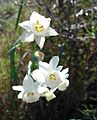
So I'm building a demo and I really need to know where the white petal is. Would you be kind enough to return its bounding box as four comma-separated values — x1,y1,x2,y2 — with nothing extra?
64,74,69,79
46,27,58,36
39,61,49,70
30,11,42,24
38,85,48,94
21,31,34,42
50,87,57,93
35,36,45,49
56,66,63,71
39,61,49,75
49,56,59,70
32,69,45,83
18,91,24,99
65,79,69,87
58,80,69,91
32,82,40,91
23,74,34,92
41,18,51,30
19,21,31,32
45,91,56,101
62,68,69,75
30,11,51,28
12,85,23,91
43,18,51,29
60,68,69,80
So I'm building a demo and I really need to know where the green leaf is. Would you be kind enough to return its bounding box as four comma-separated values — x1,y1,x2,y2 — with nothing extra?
10,0,25,85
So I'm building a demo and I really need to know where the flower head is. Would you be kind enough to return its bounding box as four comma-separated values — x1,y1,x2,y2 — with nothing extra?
12,74,40,103
33,56,69,90
19,11,58,49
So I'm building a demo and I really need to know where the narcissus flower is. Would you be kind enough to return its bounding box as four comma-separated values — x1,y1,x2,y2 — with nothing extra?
12,74,40,103
33,56,69,90
19,11,58,49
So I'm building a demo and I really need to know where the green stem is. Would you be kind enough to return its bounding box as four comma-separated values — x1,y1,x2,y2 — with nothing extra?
31,42,37,71
32,42,36,56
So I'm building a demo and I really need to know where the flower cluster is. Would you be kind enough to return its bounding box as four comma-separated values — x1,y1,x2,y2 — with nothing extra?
12,11,69,103
12,56,69,103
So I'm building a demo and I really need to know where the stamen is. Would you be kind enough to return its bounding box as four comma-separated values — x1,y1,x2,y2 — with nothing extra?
27,92,34,97
34,20,44,32
49,72,57,80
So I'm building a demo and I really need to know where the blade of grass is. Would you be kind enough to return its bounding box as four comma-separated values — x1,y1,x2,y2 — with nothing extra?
10,49,18,86
10,0,25,86
15,0,25,31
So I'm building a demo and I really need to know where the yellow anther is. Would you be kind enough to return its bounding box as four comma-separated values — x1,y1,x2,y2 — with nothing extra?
49,72,57,80
27,92,34,97
34,21,44,32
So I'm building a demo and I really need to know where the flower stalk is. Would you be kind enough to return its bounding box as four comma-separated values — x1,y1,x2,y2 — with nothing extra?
12,11,69,120
31,42,38,71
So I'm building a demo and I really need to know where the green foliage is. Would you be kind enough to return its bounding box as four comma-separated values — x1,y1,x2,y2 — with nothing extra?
81,105,97,119
10,0,25,86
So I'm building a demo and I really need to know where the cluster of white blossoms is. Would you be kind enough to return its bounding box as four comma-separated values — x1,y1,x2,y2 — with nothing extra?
12,56,69,103
12,11,69,103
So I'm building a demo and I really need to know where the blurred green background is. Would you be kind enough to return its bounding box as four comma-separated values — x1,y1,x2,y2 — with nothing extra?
0,0,97,120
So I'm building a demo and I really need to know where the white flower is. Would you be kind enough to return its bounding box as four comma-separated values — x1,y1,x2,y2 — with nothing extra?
36,56,69,90
12,74,40,103
19,11,58,49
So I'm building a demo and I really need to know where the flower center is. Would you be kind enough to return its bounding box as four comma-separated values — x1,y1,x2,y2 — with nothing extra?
49,72,57,80
27,92,34,97
34,21,44,32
